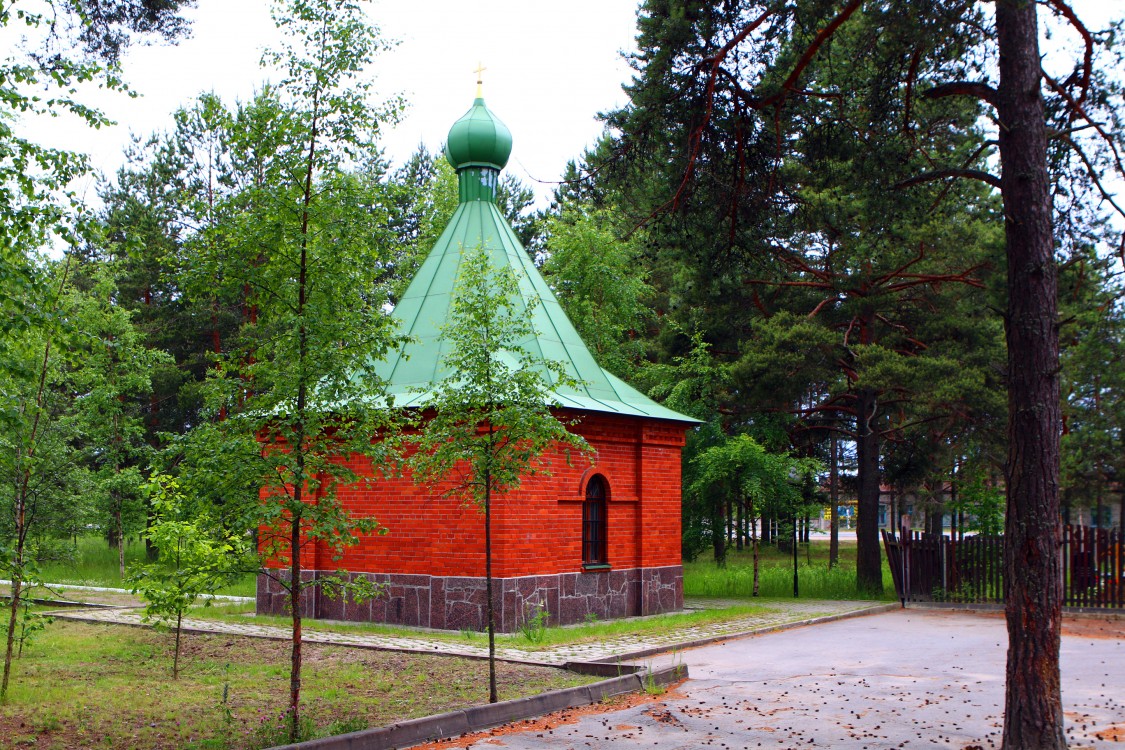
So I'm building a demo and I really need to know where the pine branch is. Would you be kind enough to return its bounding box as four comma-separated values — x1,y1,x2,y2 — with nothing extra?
895,168,1001,191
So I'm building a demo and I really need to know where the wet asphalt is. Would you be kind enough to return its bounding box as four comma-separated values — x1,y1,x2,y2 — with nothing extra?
454,609,1124,749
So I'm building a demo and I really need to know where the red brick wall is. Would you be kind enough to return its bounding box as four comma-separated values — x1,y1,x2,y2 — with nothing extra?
296,411,687,580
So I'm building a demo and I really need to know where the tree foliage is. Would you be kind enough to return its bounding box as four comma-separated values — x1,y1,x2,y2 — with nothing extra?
598,0,1124,745
165,0,404,738
128,475,249,679
410,244,592,703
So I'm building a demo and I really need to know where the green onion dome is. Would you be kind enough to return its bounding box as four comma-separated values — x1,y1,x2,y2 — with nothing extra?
444,97,513,172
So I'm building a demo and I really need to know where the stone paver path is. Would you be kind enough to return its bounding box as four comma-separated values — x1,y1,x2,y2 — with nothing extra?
51,598,888,666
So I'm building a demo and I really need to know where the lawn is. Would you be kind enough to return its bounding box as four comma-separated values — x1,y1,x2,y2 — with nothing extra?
33,536,256,597
34,535,894,603
683,538,897,601
0,613,595,750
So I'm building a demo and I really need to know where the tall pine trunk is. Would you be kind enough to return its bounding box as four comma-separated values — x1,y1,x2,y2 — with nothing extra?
996,1,1065,746
855,386,883,594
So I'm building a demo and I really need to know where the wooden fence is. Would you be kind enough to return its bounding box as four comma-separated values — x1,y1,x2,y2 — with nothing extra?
881,525,1123,610
1063,524,1124,609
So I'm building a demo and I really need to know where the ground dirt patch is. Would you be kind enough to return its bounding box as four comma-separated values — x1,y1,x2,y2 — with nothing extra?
1061,617,1125,640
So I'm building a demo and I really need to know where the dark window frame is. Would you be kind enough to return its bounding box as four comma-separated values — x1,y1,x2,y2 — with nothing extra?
582,474,608,566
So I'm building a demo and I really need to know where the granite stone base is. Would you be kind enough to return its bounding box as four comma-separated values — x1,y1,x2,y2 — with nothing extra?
255,565,683,632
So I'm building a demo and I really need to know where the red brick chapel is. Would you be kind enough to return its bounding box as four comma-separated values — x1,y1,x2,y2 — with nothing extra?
256,91,697,632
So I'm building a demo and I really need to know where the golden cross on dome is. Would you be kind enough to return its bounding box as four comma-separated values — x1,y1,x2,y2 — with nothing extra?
474,62,486,97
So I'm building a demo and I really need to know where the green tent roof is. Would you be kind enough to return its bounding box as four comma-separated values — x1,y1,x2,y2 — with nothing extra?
374,98,697,425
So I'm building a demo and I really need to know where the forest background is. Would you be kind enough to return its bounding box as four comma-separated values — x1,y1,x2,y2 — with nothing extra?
3,0,1124,601
2,0,1124,745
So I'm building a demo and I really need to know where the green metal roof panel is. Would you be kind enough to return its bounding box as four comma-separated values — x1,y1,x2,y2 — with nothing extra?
372,199,696,424
369,97,697,425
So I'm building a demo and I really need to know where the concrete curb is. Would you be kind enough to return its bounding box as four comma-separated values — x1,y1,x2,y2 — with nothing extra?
589,602,900,664
266,665,686,750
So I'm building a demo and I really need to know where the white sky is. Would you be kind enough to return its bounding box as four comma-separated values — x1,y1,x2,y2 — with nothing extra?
30,0,642,207
16,0,1125,217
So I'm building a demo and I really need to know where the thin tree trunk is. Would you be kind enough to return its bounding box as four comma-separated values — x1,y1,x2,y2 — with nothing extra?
484,464,497,704
750,498,760,596
3,256,71,700
173,610,182,680
2,535,24,698
116,505,126,580
951,459,959,541
856,386,883,594
289,514,303,742
285,49,322,743
996,1,1065,746
829,433,839,568
711,494,726,566
726,497,734,549
736,499,744,552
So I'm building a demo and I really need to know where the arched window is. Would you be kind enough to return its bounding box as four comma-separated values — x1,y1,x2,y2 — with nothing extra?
583,475,608,565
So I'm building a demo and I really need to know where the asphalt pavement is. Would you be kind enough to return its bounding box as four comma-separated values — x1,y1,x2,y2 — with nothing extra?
450,609,1124,749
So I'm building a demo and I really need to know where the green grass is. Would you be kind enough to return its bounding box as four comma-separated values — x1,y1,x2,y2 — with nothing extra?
683,539,897,601
32,536,257,597
0,609,595,750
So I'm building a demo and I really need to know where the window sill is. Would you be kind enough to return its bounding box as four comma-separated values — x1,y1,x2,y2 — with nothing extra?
582,563,612,572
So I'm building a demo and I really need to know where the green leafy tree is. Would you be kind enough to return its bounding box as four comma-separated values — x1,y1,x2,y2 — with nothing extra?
950,472,1006,537
69,265,170,578
1,0,194,341
128,475,249,679
409,245,592,704
1060,248,1125,528
691,434,820,589
608,4,1007,595
542,207,654,376
176,1,405,739
0,257,81,700
1,0,196,702
637,329,729,560
386,145,459,302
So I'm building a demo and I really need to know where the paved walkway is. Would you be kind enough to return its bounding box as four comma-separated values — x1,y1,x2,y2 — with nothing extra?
48,597,888,666
453,609,1125,749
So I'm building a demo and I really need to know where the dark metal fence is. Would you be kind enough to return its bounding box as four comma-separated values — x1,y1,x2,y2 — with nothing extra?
881,525,1124,610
